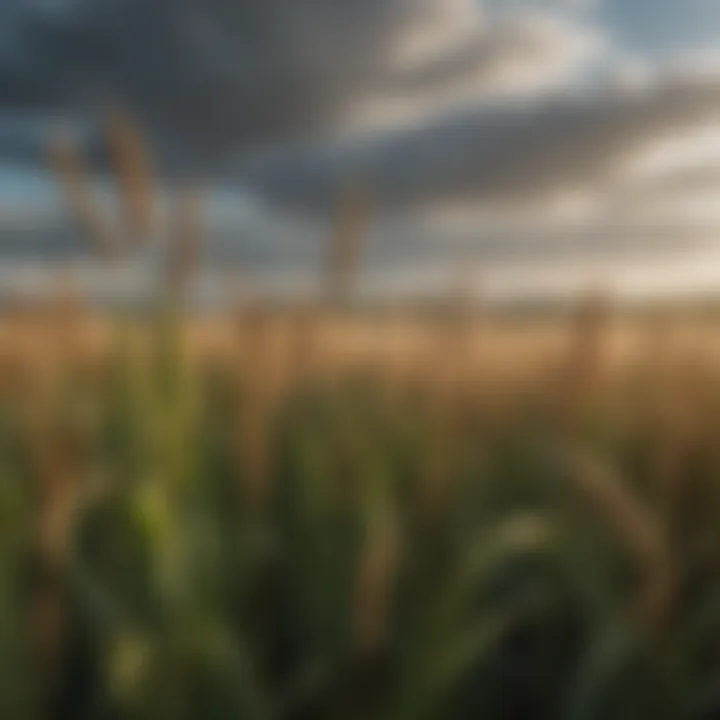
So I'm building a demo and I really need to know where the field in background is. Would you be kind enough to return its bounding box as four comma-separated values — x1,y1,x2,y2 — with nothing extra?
0,300,719,718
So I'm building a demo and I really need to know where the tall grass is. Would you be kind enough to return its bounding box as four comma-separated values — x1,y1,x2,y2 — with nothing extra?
0,306,717,719
2,112,718,719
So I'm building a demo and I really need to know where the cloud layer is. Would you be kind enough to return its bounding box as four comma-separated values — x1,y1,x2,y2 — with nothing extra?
0,1,601,158
1,0,720,297
242,76,720,213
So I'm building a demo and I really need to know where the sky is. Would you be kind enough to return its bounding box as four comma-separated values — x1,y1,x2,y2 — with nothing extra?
2,0,720,299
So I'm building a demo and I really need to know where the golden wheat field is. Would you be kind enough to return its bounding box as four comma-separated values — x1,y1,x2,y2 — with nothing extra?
0,297,719,719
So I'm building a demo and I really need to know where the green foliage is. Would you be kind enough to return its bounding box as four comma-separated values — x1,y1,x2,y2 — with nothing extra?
1,315,720,719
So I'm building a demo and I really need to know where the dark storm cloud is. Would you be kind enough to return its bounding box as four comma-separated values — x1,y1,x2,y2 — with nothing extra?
242,76,720,213
0,0,602,169
2,0,719,247
0,0,435,161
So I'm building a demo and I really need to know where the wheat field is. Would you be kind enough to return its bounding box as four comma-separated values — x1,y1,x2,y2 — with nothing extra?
2,113,719,719
0,298,716,719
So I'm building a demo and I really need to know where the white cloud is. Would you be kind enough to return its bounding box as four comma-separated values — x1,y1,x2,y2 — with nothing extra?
619,123,720,184
347,5,605,132
390,0,485,72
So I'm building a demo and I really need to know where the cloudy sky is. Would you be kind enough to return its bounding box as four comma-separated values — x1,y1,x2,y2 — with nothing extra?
2,0,720,298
